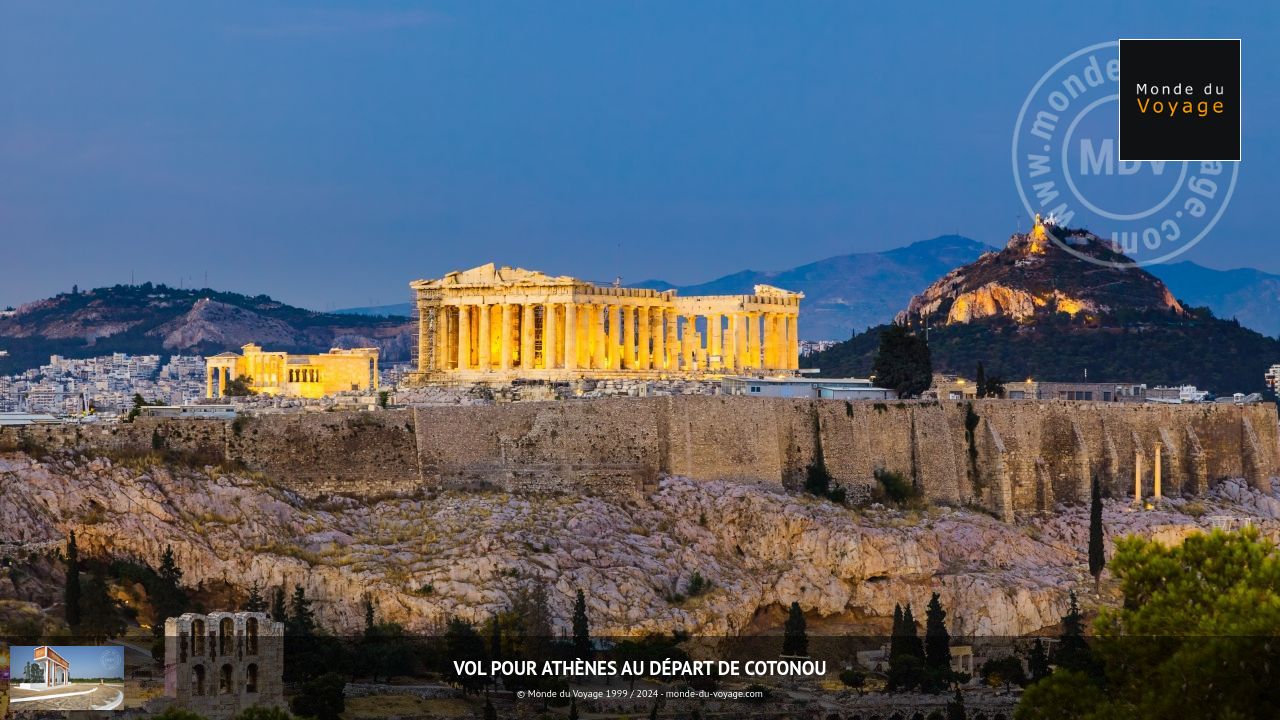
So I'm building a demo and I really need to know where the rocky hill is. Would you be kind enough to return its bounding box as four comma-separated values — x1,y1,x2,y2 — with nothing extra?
807,222,1280,394
0,283,414,374
3,450,1277,640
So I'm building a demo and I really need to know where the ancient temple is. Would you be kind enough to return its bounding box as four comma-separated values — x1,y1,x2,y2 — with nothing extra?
407,263,803,383
205,343,379,399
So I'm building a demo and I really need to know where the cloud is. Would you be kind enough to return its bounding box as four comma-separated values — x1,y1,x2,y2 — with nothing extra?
223,7,441,39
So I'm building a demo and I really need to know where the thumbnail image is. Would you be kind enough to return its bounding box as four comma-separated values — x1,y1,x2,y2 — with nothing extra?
8,646,124,712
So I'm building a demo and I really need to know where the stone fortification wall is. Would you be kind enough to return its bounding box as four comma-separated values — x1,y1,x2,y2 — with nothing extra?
3,398,1276,519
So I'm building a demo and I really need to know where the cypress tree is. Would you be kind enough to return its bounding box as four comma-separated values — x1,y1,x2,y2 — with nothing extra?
271,586,287,621
975,362,987,398
782,601,808,657
289,585,316,636
243,581,267,613
65,530,81,629
1088,477,1105,591
946,687,966,720
889,603,904,659
902,603,924,660
1027,639,1051,683
572,589,592,660
923,593,952,691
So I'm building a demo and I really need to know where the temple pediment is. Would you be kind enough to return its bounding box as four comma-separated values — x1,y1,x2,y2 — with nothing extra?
754,284,805,299
418,263,579,289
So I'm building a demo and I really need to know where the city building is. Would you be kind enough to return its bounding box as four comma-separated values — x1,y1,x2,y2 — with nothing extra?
721,375,895,400
205,344,379,399
1147,385,1210,403
932,375,1149,402
407,263,803,383
1267,364,1280,391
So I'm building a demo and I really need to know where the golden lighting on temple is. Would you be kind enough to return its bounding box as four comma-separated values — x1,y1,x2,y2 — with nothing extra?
407,263,803,384
206,343,379,399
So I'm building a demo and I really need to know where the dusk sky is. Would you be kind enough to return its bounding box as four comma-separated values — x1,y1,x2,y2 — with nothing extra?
2,1,1277,311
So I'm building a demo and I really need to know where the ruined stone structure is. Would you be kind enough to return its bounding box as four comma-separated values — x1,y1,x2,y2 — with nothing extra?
206,343,379,399
164,611,284,719
407,263,803,383
7,398,1278,521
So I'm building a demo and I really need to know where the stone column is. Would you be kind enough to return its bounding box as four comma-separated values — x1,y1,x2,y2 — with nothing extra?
651,307,665,370
457,305,472,370
727,312,747,368
1134,451,1143,505
592,304,608,369
206,367,214,398
783,310,793,366
1154,442,1162,500
746,312,760,369
666,309,680,370
499,303,514,370
608,304,622,370
477,303,492,370
734,313,748,370
520,304,536,369
417,300,431,372
765,313,779,368
622,305,636,369
543,303,558,369
637,306,650,370
219,367,228,396
436,308,452,371
564,303,579,370
707,314,722,370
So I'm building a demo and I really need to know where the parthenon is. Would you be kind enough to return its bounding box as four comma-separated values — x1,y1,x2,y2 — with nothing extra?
407,263,802,383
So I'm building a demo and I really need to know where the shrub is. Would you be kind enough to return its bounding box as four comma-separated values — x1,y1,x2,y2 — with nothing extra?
839,669,866,688
874,468,917,504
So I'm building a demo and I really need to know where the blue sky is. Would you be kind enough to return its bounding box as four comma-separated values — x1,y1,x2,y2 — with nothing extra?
10,646,124,680
2,1,1277,310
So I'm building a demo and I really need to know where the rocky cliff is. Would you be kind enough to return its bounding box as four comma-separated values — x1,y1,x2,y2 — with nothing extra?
2,451,1277,641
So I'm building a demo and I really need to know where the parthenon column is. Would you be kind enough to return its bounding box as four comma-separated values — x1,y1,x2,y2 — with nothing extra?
206,367,214,398
708,313,722,370
417,301,431,373
436,307,452,371
477,303,492,370
543,303,558,369
746,312,761,369
762,313,777,369
636,307,650,370
588,304,604,369
622,306,636,369
607,304,622,370
520,304,536,368
651,308,665,370
457,305,471,369
724,313,739,372
564,303,578,370
499,304,514,370
786,313,799,369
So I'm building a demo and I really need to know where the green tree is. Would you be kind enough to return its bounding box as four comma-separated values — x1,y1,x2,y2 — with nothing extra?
224,375,256,396
287,585,316,636
871,324,933,398
81,568,125,640
290,672,345,720
1026,639,1051,683
888,602,926,692
243,581,267,613
271,585,287,621
980,655,1027,691
923,592,952,692
443,618,488,695
1088,478,1105,591
781,601,807,657
65,530,81,629
1018,529,1280,719
572,589,592,661
975,361,986,398
1052,592,1094,676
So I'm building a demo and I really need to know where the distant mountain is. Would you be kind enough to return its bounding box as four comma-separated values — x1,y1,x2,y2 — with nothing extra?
335,302,415,318
1148,262,1280,338
0,284,414,375
634,235,996,340
806,222,1280,394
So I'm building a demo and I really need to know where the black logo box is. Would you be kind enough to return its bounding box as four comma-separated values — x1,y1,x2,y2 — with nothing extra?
1119,39,1240,161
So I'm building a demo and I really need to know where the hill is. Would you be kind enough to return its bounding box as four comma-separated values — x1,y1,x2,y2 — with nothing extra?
632,235,995,340
0,283,414,374
805,222,1280,394
1147,262,1280,338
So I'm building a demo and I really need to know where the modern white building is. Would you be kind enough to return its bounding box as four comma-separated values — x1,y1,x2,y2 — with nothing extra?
1266,364,1280,392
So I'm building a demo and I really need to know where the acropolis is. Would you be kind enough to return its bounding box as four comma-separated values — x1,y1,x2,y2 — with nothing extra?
407,263,803,383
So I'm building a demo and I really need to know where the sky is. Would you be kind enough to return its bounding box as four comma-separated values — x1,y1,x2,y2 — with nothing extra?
2,1,1278,311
